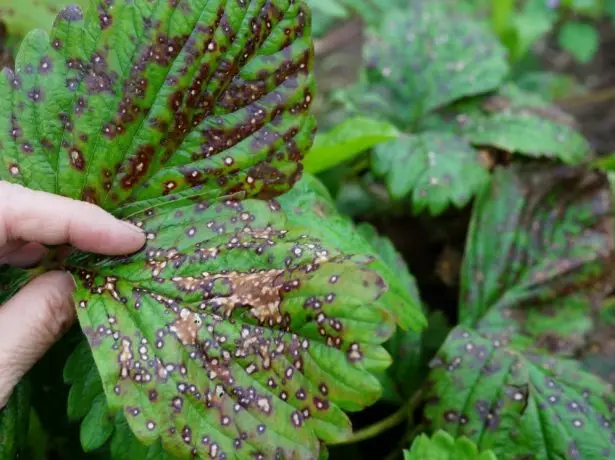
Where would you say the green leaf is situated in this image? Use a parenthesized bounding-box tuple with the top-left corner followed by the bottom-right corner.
(459, 86, 592, 162)
(304, 117, 399, 175)
(460, 164, 615, 356)
(421, 84, 593, 164)
(372, 132, 490, 216)
(404, 430, 497, 460)
(424, 326, 615, 459)
(579, 297, 615, 385)
(514, 71, 584, 101)
(307, 0, 347, 18)
(0, 0, 316, 212)
(81, 393, 114, 451)
(66, 174, 423, 457)
(0, 380, 31, 460)
(364, 1, 509, 125)
(0, 0, 89, 37)
(558, 21, 599, 64)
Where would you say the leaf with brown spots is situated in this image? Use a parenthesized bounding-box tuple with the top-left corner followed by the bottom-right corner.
(0, 0, 316, 210)
(65, 175, 424, 458)
(424, 326, 615, 459)
(460, 164, 615, 356)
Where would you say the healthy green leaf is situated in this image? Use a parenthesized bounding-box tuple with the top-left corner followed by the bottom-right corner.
(307, 0, 347, 18)
(0, 0, 89, 37)
(460, 164, 615, 356)
(303, 117, 399, 175)
(66, 174, 423, 458)
(558, 21, 599, 64)
(424, 326, 615, 459)
(0, 0, 316, 212)
(404, 430, 497, 460)
(0, 380, 31, 460)
(372, 132, 490, 216)
(364, 0, 509, 125)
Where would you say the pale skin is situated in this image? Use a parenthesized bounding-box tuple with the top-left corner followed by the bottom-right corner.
(0, 181, 146, 409)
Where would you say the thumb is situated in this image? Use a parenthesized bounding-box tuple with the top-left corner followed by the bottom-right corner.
(0, 271, 76, 408)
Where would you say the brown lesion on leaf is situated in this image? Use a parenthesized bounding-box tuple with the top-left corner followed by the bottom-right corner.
(172, 269, 287, 325)
(170, 308, 203, 345)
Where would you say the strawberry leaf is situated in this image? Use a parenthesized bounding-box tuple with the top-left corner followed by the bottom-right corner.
(0, 0, 316, 211)
(0, 0, 88, 37)
(372, 132, 490, 216)
(424, 327, 615, 459)
(460, 164, 615, 356)
(405, 430, 497, 460)
(364, 0, 508, 125)
(458, 85, 592, 163)
(64, 175, 424, 457)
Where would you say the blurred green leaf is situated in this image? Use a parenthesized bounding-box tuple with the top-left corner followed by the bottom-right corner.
(308, 0, 348, 18)
(372, 132, 490, 216)
(80, 394, 114, 452)
(558, 21, 599, 64)
(405, 430, 497, 460)
(460, 164, 615, 356)
(364, 0, 509, 126)
(304, 117, 399, 174)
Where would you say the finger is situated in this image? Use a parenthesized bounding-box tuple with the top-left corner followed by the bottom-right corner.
(0, 242, 47, 267)
(0, 271, 76, 408)
(0, 182, 145, 255)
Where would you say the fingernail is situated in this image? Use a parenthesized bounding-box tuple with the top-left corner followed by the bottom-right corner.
(119, 220, 145, 234)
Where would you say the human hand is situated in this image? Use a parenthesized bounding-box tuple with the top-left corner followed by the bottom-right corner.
(0, 182, 146, 408)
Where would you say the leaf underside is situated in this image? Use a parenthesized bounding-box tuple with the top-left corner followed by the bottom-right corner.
(424, 326, 615, 459)
(0, 0, 316, 212)
(372, 132, 490, 216)
(460, 164, 615, 356)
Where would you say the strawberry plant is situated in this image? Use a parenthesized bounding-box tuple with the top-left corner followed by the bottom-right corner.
(2, 0, 615, 459)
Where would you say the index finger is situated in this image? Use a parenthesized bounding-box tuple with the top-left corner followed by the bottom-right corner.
(0, 182, 146, 255)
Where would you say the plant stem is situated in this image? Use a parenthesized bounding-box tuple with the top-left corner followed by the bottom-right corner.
(329, 390, 422, 446)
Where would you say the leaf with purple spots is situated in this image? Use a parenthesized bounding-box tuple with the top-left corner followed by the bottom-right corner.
(371, 132, 491, 216)
(424, 326, 615, 459)
(460, 164, 615, 356)
(65, 175, 424, 458)
(363, 0, 509, 126)
(0, 0, 316, 210)
(404, 430, 497, 460)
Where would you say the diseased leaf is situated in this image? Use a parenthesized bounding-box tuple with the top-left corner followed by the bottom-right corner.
(372, 132, 490, 216)
(0, 0, 316, 212)
(404, 430, 497, 460)
(424, 326, 615, 460)
(66, 173, 423, 458)
(458, 85, 592, 163)
(579, 298, 615, 385)
(419, 84, 591, 164)
(303, 117, 399, 175)
(460, 164, 615, 356)
(364, 0, 508, 125)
